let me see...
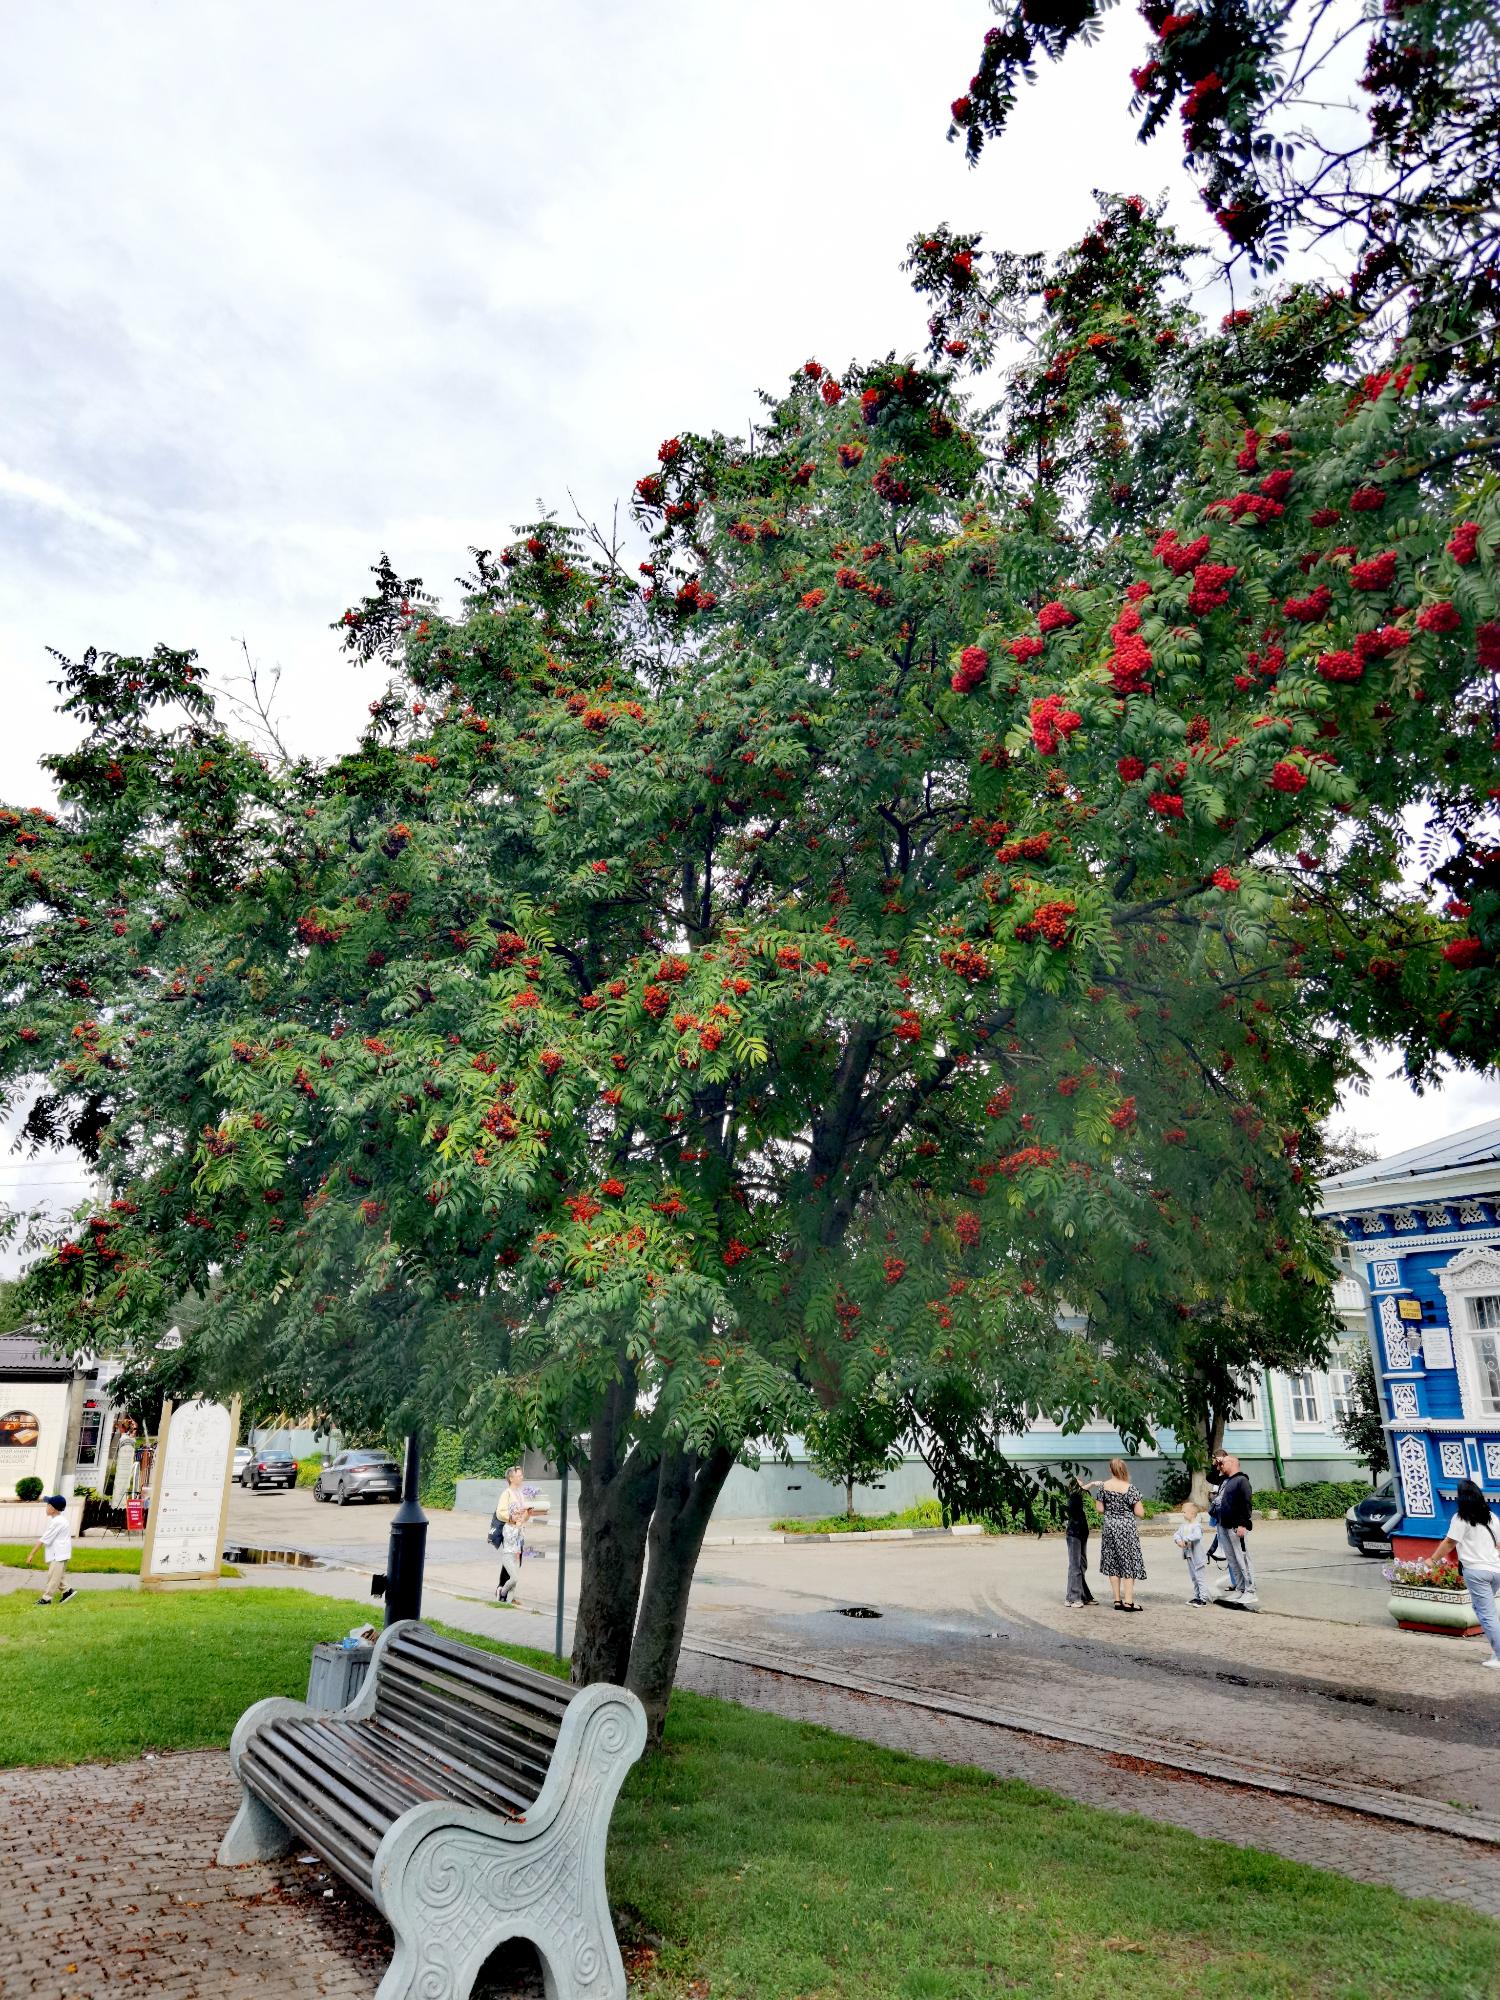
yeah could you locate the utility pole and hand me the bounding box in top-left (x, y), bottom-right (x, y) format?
top-left (554, 1461), bottom-right (569, 1662)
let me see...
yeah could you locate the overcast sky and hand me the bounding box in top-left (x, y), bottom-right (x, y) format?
top-left (1, 1), bottom-right (1494, 1260)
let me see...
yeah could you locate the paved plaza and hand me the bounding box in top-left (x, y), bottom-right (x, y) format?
top-left (0, 1754), bottom-right (549, 2000)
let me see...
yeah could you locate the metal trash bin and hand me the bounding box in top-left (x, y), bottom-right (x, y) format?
top-left (307, 1640), bottom-right (374, 1712)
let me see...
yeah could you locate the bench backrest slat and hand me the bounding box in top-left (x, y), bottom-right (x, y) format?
top-left (382, 1631), bottom-right (571, 1727)
top-left (377, 1660), bottom-right (559, 1756)
top-left (377, 1659), bottom-right (563, 1757)
top-left (386, 1627), bottom-right (575, 1714)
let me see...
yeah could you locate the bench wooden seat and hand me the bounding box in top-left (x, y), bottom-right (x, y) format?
top-left (218, 1620), bottom-right (646, 2000)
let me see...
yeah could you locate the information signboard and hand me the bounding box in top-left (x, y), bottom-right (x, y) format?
top-left (139, 1397), bottom-right (239, 1587)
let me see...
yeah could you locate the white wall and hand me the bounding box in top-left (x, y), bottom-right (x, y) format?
top-left (0, 1379), bottom-right (71, 1496)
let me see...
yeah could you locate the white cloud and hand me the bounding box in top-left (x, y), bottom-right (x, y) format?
top-left (0, 460), bottom-right (145, 548)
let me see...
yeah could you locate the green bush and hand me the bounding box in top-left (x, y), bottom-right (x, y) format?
top-left (1256, 1479), bottom-right (1370, 1519)
top-left (419, 1427), bottom-right (513, 1511)
top-left (15, 1476), bottom-right (43, 1502)
top-left (294, 1455), bottom-right (324, 1488)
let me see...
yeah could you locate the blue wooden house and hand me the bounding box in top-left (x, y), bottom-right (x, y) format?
top-left (1319, 1117), bottom-right (1500, 1557)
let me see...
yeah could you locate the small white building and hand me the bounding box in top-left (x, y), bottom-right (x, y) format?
top-left (0, 1331), bottom-right (123, 1498)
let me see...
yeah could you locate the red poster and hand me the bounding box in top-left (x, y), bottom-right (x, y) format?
top-left (125, 1499), bottom-right (145, 1532)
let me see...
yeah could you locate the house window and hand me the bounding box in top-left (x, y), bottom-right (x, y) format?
top-left (1289, 1372), bottom-right (1321, 1426)
top-left (1226, 1381), bottom-right (1259, 1426)
top-left (77, 1402), bottom-right (104, 1465)
top-left (1465, 1296), bottom-right (1500, 1417)
top-left (1327, 1352), bottom-right (1356, 1421)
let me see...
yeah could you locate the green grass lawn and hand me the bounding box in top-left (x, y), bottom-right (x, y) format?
top-left (0, 1587), bottom-right (1493, 1999)
top-left (1, 1542), bottom-right (147, 1574)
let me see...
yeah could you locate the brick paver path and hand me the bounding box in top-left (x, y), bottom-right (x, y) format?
top-left (0, 1754), bottom-right (545, 2000)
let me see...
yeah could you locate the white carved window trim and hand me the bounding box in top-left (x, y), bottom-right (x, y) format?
top-left (1391, 1381), bottom-right (1419, 1419)
top-left (1437, 1249), bottom-right (1500, 1421)
top-left (1396, 1433), bottom-right (1434, 1519)
top-left (1379, 1294), bottom-right (1412, 1372)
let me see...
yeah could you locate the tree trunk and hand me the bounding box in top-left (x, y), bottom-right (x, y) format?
top-left (1190, 1405), bottom-right (1227, 1509)
top-left (626, 1444), bottom-right (735, 1746)
top-left (845, 1473), bottom-right (855, 1518)
top-left (571, 1448), bottom-right (655, 1687)
top-left (569, 1371), bottom-right (657, 1690)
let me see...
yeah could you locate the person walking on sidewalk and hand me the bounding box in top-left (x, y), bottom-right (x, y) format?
top-left (1088, 1459), bottom-right (1147, 1612)
top-left (1433, 1479), bottom-right (1500, 1670)
top-left (27, 1495), bottom-right (75, 1607)
top-left (1214, 1453), bottom-right (1257, 1608)
top-left (1173, 1499), bottom-right (1210, 1604)
top-left (1063, 1477), bottom-right (1095, 1607)
top-left (490, 1465), bottom-right (531, 1608)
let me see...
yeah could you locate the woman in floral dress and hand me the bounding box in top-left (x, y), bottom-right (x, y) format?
top-left (1088, 1458), bottom-right (1147, 1611)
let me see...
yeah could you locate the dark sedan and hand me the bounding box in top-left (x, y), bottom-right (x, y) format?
top-left (314, 1449), bottom-right (402, 1506)
top-left (1346, 1477), bottom-right (1401, 1556)
top-left (242, 1450), bottom-right (298, 1491)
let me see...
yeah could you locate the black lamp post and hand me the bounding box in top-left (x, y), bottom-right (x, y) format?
top-left (374, 1431), bottom-right (428, 1625)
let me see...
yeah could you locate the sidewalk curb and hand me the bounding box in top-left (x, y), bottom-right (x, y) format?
top-left (680, 1636), bottom-right (1500, 1850)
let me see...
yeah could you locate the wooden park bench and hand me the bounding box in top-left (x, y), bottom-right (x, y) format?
top-left (218, 1619), bottom-right (646, 2000)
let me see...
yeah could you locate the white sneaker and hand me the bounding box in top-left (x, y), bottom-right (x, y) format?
top-left (1239, 1591), bottom-right (1260, 1608)
top-left (1482, 1657), bottom-right (1500, 1670)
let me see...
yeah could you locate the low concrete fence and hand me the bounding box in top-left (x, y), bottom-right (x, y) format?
top-left (0, 1496), bottom-right (84, 1542)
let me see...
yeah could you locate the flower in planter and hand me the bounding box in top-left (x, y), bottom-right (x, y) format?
top-left (1384, 1554), bottom-right (1466, 1592)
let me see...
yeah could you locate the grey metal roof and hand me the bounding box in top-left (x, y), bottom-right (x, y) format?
top-left (0, 1330), bottom-right (88, 1379)
top-left (1321, 1116), bottom-right (1500, 1192)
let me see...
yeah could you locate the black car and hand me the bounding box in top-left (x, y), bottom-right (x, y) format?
top-left (243, 1450), bottom-right (298, 1491)
top-left (314, 1449), bottom-right (402, 1506)
top-left (1346, 1477), bottom-right (1401, 1556)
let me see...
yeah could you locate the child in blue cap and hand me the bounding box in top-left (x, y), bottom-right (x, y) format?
top-left (27, 1495), bottom-right (75, 1605)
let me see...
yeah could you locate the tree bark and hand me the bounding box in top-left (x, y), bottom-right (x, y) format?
top-left (626, 1444), bottom-right (735, 1746)
top-left (569, 1372), bottom-right (657, 1689)
top-left (1190, 1404), bottom-right (1227, 1509)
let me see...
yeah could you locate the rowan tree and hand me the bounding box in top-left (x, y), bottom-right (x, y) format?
top-left (3, 54), bottom-right (1498, 1744)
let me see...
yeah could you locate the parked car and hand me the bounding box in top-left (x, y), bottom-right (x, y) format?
top-left (314, 1449), bottom-right (402, 1506)
top-left (1346, 1477), bottom-right (1402, 1556)
top-left (232, 1446), bottom-right (253, 1483)
top-left (242, 1450), bottom-right (298, 1491)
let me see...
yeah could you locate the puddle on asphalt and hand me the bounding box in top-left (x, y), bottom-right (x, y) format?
top-left (832, 1605), bottom-right (882, 1619)
top-left (223, 1545), bottom-right (324, 1569)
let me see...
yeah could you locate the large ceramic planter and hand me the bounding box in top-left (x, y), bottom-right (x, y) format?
top-left (1387, 1584), bottom-right (1481, 1637)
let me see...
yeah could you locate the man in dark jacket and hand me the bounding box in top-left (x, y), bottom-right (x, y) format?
top-left (1064, 1476), bottom-right (1095, 1607)
top-left (1214, 1454), bottom-right (1257, 1607)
